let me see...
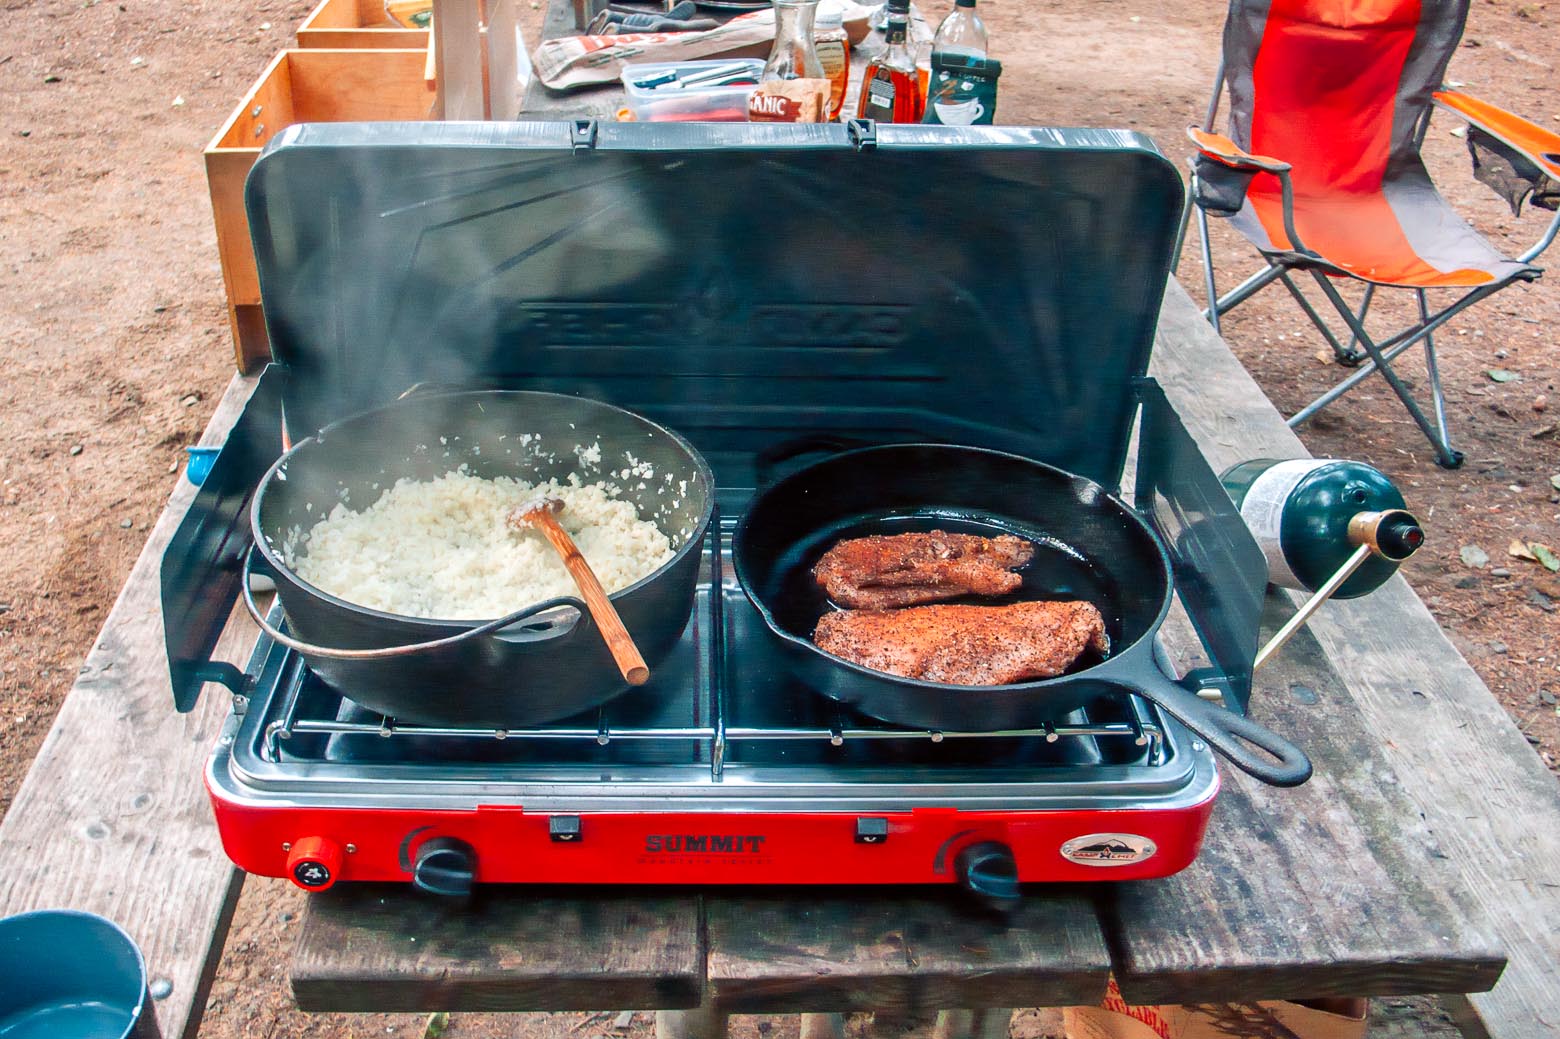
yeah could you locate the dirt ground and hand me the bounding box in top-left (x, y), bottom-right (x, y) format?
top-left (2, 0), bottom-right (1557, 1035)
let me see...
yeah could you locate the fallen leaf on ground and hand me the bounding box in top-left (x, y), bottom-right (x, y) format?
top-left (1460, 544), bottom-right (1490, 568)
top-left (1510, 540), bottom-right (1538, 561)
top-left (425, 1011), bottom-right (450, 1039)
top-left (1533, 544), bottom-right (1560, 572)
top-left (1487, 369), bottom-right (1522, 382)
top-left (1550, 473), bottom-right (1560, 493)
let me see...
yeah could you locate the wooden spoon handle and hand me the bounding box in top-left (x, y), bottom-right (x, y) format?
top-left (533, 514), bottom-right (650, 686)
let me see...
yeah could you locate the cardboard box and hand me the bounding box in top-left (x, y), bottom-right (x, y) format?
top-left (204, 48), bottom-right (434, 370)
top-left (297, 0), bottom-right (429, 49)
top-left (1065, 979), bottom-right (1369, 1039)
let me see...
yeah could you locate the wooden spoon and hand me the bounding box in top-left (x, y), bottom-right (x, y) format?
top-left (508, 496), bottom-right (650, 686)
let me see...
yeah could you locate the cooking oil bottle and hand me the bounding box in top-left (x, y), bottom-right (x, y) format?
top-left (1221, 458), bottom-right (1424, 599)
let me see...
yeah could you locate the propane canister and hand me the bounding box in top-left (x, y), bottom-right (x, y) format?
top-left (1221, 458), bottom-right (1423, 599)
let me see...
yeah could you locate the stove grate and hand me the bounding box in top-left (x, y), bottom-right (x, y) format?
top-left (261, 692), bottom-right (1166, 775)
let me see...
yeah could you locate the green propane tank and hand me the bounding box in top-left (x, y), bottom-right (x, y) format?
top-left (1221, 458), bottom-right (1425, 599)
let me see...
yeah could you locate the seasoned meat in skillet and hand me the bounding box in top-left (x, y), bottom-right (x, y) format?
top-left (812, 530), bottom-right (1036, 609)
top-left (813, 601), bottom-right (1108, 685)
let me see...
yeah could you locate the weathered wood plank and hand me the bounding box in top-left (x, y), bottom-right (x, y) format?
top-left (431, 0), bottom-right (485, 118)
top-left (705, 889), bottom-right (1109, 1013)
top-left (1150, 280), bottom-right (1559, 1034)
top-left (291, 885), bottom-right (704, 1011)
top-left (0, 373), bottom-right (261, 1039)
top-left (1102, 593), bottom-right (1504, 1003)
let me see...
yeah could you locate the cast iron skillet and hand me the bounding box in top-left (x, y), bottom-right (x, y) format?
top-left (732, 443), bottom-right (1312, 787)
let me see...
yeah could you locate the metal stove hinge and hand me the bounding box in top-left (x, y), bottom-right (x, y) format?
top-left (847, 119), bottom-right (878, 152)
top-left (193, 662), bottom-right (252, 715)
top-left (572, 120), bottom-right (598, 154)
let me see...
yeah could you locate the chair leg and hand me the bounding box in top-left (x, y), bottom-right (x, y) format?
top-left (1212, 264), bottom-right (1286, 319)
top-left (1305, 272), bottom-right (1464, 468)
top-left (1417, 289), bottom-right (1453, 451)
top-left (1289, 282), bottom-right (1500, 426)
top-left (1197, 205), bottom-right (1221, 335)
top-left (1171, 171), bottom-right (1197, 272)
top-left (1343, 283), bottom-right (1376, 364)
top-left (1276, 273), bottom-right (1361, 366)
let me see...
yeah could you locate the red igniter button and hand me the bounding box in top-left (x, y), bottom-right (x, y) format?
top-left (286, 836), bottom-right (344, 891)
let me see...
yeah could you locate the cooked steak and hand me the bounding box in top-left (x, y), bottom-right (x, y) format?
top-left (813, 601), bottom-right (1108, 686)
top-left (812, 530), bottom-right (1035, 610)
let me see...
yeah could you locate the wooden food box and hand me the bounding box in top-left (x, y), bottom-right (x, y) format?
top-left (297, 0), bottom-right (429, 49)
top-left (204, 48), bottom-right (434, 371)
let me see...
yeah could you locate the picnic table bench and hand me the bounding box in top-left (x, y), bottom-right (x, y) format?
top-left (2, 11), bottom-right (1558, 1033)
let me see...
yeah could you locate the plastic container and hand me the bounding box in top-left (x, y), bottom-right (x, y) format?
top-left (0, 909), bottom-right (159, 1039)
top-left (620, 60), bottom-right (764, 123)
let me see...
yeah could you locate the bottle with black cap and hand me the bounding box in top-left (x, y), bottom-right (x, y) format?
top-left (855, 0), bottom-right (920, 122)
top-left (930, 0), bottom-right (988, 61)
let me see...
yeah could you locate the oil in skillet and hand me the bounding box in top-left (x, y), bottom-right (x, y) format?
top-left (768, 510), bottom-right (1120, 675)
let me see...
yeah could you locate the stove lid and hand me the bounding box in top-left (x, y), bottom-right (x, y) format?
top-left (245, 121), bottom-right (1183, 491)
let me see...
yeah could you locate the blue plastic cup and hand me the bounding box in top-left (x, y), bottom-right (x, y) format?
top-left (0, 910), bottom-right (159, 1039)
top-left (184, 445), bottom-right (221, 487)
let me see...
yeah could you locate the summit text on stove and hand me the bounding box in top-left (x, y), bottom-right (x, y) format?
top-left (644, 835), bottom-right (766, 854)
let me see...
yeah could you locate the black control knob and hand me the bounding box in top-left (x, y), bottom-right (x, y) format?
top-left (412, 837), bottom-right (476, 898)
top-left (954, 841), bottom-right (1020, 912)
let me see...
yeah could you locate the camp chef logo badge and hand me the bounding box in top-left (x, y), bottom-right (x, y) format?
top-left (1060, 833), bottom-right (1157, 867)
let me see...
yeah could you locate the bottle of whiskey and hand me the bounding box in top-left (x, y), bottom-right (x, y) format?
top-left (855, 0), bottom-right (920, 123)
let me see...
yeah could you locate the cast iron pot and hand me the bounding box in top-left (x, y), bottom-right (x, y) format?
top-left (732, 443), bottom-right (1312, 787)
top-left (246, 390), bottom-right (714, 728)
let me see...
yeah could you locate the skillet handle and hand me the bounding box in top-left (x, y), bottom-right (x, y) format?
top-left (1119, 668), bottom-right (1313, 787)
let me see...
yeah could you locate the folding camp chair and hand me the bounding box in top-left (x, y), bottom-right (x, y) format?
top-left (1180, 0), bottom-right (1560, 468)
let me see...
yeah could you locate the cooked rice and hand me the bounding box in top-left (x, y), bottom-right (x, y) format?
top-left (287, 470), bottom-right (674, 619)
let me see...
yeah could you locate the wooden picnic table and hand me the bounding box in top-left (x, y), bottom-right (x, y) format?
top-left (2, 14), bottom-right (1559, 1033)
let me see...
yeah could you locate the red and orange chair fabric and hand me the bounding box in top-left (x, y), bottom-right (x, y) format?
top-left (1183, 0), bottom-right (1560, 468)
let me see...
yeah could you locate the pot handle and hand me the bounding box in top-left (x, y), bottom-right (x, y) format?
top-left (241, 546), bottom-right (586, 660)
top-left (1117, 666), bottom-right (1313, 787)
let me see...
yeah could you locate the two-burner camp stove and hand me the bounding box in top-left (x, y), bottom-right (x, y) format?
top-left (208, 517), bottom-right (1219, 897)
top-left (164, 121), bottom-right (1275, 901)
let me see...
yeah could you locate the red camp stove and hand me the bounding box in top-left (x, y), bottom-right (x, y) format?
top-left (207, 518), bottom-right (1219, 899)
top-left (163, 121), bottom-right (1286, 904)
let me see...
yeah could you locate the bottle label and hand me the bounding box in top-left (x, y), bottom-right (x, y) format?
top-left (816, 39), bottom-right (847, 118)
top-left (1238, 459), bottom-right (1327, 590)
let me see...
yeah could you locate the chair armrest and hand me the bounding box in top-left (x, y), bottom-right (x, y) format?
top-left (1186, 127), bottom-right (1292, 174)
top-left (1433, 90), bottom-right (1560, 178)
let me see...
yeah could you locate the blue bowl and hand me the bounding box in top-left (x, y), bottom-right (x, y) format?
top-left (0, 910), bottom-right (156, 1039)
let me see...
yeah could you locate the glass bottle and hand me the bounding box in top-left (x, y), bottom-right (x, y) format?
top-left (931, 0), bottom-right (989, 61)
top-left (855, 0), bottom-right (920, 123)
top-left (814, 0), bottom-right (850, 121)
top-left (749, 0), bottom-right (827, 121)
